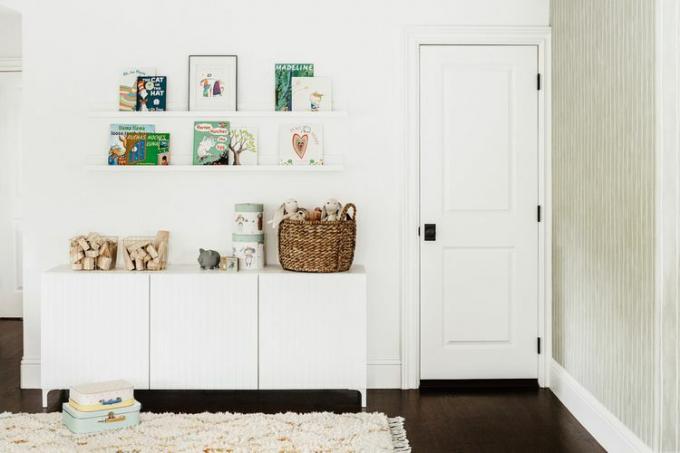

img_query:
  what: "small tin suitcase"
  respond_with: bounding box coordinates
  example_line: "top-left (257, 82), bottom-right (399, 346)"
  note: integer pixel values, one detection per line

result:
top-left (62, 401), bottom-right (141, 434)
top-left (69, 380), bottom-right (134, 412)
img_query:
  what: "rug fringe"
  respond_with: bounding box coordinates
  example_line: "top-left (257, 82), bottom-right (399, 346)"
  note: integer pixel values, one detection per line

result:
top-left (388, 416), bottom-right (411, 452)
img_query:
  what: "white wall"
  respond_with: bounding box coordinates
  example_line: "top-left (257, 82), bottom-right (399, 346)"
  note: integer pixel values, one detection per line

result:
top-left (13, 0), bottom-right (549, 388)
top-left (0, 5), bottom-right (20, 58)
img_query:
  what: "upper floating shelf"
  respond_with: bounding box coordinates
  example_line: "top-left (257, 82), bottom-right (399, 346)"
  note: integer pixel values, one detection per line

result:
top-left (89, 111), bottom-right (348, 119)
top-left (85, 165), bottom-right (344, 173)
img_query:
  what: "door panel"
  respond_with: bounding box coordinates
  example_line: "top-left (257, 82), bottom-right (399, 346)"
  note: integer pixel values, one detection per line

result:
top-left (420, 45), bottom-right (538, 380)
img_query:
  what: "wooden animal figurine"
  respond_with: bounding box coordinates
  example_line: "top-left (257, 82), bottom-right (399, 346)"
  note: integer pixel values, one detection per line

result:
top-left (321, 199), bottom-right (343, 221)
top-left (198, 249), bottom-right (221, 270)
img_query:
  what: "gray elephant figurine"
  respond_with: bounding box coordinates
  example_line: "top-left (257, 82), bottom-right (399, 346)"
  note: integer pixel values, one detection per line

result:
top-left (198, 248), bottom-right (221, 270)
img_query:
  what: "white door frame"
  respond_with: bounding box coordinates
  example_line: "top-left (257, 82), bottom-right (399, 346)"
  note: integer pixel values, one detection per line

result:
top-left (401, 26), bottom-right (552, 389)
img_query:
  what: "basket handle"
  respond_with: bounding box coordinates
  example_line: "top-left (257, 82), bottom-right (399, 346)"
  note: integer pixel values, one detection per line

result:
top-left (341, 203), bottom-right (356, 222)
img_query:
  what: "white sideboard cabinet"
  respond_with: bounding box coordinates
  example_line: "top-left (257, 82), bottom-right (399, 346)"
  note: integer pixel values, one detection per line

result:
top-left (40, 265), bottom-right (366, 407)
top-left (259, 269), bottom-right (367, 405)
top-left (41, 272), bottom-right (150, 399)
top-left (149, 271), bottom-right (259, 390)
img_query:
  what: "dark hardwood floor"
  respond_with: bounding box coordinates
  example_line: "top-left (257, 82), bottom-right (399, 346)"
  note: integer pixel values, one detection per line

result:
top-left (0, 319), bottom-right (604, 452)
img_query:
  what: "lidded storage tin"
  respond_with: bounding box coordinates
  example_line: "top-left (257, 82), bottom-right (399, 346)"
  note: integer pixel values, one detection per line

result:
top-left (232, 232), bottom-right (265, 270)
top-left (234, 203), bottom-right (264, 234)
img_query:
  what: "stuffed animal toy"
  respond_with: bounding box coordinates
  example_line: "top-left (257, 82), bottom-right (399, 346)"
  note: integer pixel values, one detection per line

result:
top-left (306, 208), bottom-right (323, 221)
top-left (289, 210), bottom-right (307, 221)
top-left (321, 199), bottom-right (343, 221)
top-left (269, 199), bottom-right (300, 228)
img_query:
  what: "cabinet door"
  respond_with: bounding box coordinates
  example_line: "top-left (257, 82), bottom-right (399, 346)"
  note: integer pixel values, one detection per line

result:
top-left (259, 272), bottom-right (367, 391)
top-left (41, 272), bottom-right (150, 390)
top-left (150, 273), bottom-right (258, 389)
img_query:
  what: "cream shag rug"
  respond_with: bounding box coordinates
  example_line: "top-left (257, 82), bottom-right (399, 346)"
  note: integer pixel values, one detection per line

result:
top-left (0, 411), bottom-right (410, 452)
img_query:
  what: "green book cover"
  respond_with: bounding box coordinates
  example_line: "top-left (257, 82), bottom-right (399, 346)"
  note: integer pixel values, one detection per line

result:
top-left (275, 63), bottom-right (314, 111)
top-left (126, 133), bottom-right (170, 165)
top-left (145, 133), bottom-right (170, 165)
top-left (193, 121), bottom-right (231, 165)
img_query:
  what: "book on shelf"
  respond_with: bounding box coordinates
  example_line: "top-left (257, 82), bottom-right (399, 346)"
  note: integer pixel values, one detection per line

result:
top-left (279, 123), bottom-right (324, 166)
top-left (136, 76), bottom-right (167, 112)
top-left (193, 121), bottom-right (231, 165)
top-left (108, 124), bottom-right (169, 165)
top-left (119, 68), bottom-right (156, 112)
top-left (291, 77), bottom-right (332, 112)
top-left (275, 64), bottom-right (314, 112)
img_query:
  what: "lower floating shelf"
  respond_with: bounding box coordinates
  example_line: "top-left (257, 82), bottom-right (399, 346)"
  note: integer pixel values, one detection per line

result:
top-left (85, 165), bottom-right (344, 173)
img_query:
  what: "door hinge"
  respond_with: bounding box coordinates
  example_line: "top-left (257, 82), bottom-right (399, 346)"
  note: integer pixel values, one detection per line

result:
top-left (418, 226), bottom-right (421, 236)
top-left (537, 337), bottom-right (541, 354)
top-left (537, 205), bottom-right (542, 222)
top-left (537, 73), bottom-right (541, 91)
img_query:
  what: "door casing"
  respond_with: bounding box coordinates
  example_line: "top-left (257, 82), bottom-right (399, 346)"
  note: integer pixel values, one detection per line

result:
top-left (401, 26), bottom-right (552, 389)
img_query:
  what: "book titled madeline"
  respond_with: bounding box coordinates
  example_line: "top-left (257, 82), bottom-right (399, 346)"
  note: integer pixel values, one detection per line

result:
top-left (275, 64), bottom-right (313, 111)
top-left (136, 76), bottom-right (167, 111)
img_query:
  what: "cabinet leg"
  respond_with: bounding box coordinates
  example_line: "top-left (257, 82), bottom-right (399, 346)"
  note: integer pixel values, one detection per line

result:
top-left (41, 389), bottom-right (49, 408)
top-left (360, 388), bottom-right (367, 407)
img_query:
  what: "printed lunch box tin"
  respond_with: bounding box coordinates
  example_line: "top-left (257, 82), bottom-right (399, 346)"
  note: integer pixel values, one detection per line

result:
top-left (234, 203), bottom-right (264, 234)
top-left (69, 379), bottom-right (134, 412)
top-left (232, 232), bottom-right (265, 270)
top-left (62, 401), bottom-right (141, 434)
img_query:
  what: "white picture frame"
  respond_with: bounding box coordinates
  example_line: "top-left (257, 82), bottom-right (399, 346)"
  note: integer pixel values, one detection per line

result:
top-left (188, 55), bottom-right (237, 111)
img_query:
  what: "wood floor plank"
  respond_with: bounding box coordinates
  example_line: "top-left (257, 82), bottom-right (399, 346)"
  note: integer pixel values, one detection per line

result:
top-left (0, 319), bottom-right (605, 452)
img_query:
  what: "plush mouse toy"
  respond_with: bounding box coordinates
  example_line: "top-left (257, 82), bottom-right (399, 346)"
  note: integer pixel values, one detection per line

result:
top-left (321, 199), bottom-right (343, 221)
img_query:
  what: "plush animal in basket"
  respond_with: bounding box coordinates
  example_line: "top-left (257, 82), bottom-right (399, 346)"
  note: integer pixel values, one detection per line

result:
top-left (269, 199), bottom-right (301, 229)
top-left (321, 199), bottom-right (343, 221)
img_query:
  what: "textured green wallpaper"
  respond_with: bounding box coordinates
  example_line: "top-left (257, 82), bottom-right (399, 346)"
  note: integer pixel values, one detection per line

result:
top-left (551, 0), bottom-right (655, 445)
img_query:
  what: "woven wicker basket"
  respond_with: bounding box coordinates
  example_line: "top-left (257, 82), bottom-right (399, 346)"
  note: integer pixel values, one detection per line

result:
top-left (278, 203), bottom-right (356, 273)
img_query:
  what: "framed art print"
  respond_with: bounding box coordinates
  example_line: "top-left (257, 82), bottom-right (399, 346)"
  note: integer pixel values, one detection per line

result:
top-left (188, 55), bottom-right (237, 111)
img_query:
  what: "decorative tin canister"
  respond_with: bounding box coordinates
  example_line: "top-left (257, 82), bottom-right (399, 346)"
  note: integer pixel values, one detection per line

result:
top-left (62, 401), bottom-right (141, 434)
top-left (232, 232), bottom-right (265, 270)
top-left (234, 203), bottom-right (264, 234)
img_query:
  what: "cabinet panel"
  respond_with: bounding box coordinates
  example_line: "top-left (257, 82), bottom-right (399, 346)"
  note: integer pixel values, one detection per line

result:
top-left (259, 272), bottom-right (366, 393)
top-left (150, 272), bottom-right (258, 389)
top-left (41, 272), bottom-right (150, 390)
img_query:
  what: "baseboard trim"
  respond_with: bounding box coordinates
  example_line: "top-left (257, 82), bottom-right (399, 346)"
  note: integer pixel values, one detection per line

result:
top-left (550, 360), bottom-right (652, 453)
top-left (20, 357), bottom-right (41, 389)
top-left (368, 361), bottom-right (401, 389)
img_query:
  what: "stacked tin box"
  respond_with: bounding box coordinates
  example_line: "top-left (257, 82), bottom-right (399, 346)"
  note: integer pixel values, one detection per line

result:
top-left (62, 380), bottom-right (140, 434)
top-left (233, 203), bottom-right (265, 270)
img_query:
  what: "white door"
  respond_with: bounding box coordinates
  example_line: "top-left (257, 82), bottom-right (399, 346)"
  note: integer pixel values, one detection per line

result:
top-left (420, 45), bottom-right (539, 380)
top-left (0, 71), bottom-right (22, 317)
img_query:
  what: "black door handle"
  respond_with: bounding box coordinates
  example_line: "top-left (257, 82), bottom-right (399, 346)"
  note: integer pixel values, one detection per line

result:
top-left (424, 224), bottom-right (436, 241)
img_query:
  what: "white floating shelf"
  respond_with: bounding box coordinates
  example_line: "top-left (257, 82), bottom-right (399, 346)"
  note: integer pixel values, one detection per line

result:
top-left (85, 165), bottom-right (344, 173)
top-left (89, 110), bottom-right (348, 119)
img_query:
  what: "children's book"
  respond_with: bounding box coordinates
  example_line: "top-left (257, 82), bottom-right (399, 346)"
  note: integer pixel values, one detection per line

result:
top-left (193, 121), bottom-right (231, 165)
top-left (124, 133), bottom-right (171, 165)
top-left (275, 64), bottom-right (314, 111)
top-left (144, 133), bottom-right (171, 165)
top-left (229, 126), bottom-right (258, 165)
top-left (279, 123), bottom-right (323, 166)
top-left (291, 77), bottom-right (332, 112)
top-left (136, 76), bottom-right (167, 111)
top-left (109, 124), bottom-right (155, 165)
top-left (119, 68), bottom-right (156, 111)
